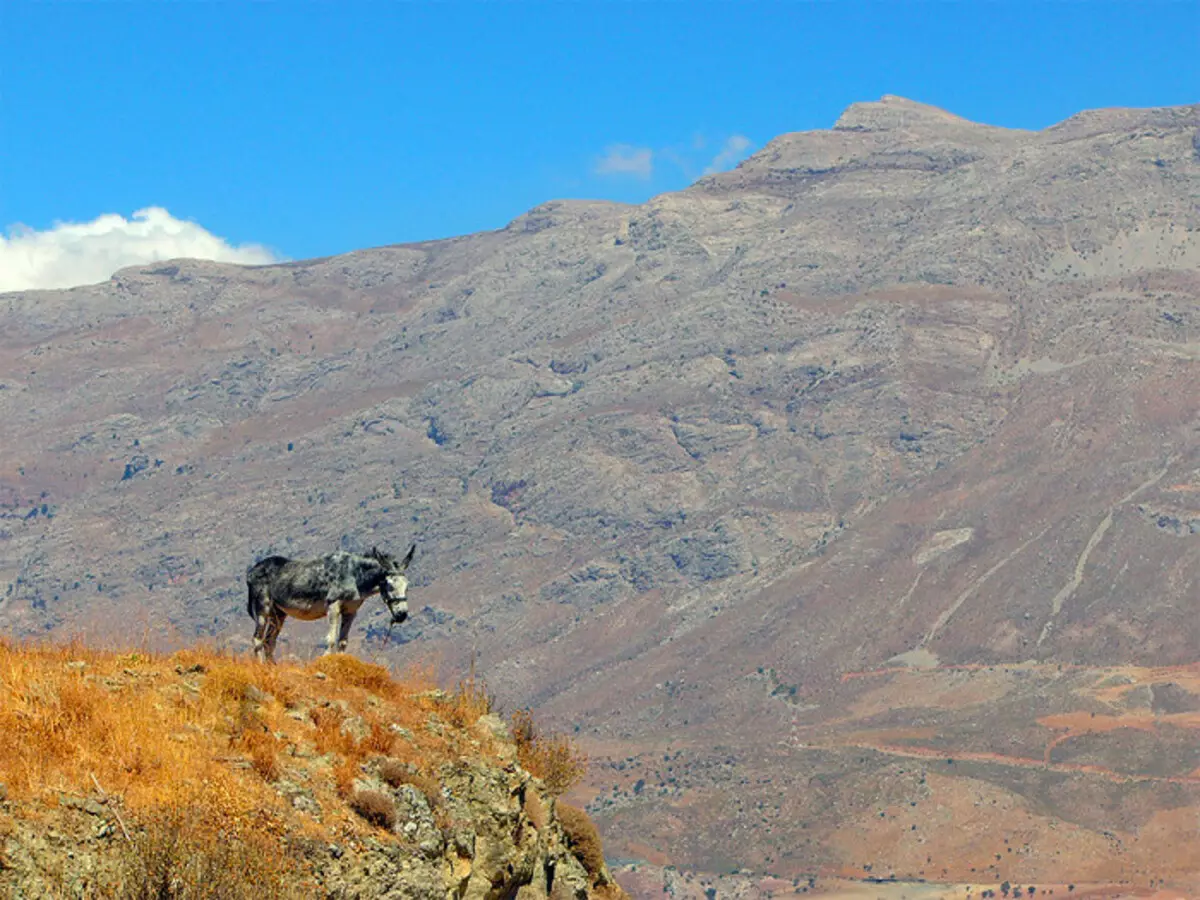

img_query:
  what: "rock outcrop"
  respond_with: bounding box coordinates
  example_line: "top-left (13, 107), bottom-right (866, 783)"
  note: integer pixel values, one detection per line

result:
top-left (0, 643), bottom-right (625, 899)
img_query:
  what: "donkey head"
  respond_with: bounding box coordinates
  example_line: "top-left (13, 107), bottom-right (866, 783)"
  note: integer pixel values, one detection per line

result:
top-left (370, 544), bottom-right (415, 623)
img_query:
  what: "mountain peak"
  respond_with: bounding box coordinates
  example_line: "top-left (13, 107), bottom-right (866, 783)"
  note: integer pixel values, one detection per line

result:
top-left (833, 94), bottom-right (990, 132)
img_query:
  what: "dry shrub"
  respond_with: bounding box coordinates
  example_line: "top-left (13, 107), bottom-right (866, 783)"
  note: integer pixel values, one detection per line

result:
top-left (310, 706), bottom-right (357, 757)
top-left (332, 759), bottom-right (359, 798)
top-left (312, 654), bottom-right (392, 694)
top-left (239, 729), bottom-right (281, 783)
top-left (555, 803), bottom-right (606, 880)
top-left (510, 709), bottom-right (588, 797)
top-left (269, 679), bottom-right (300, 710)
top-left (442, 660), bottom-right (495, 728)
top-left (377, 758), bottom-right (442, 810)
top-left (349, 790), bottom-right (396, 830)
top-left (363, 722), bottom-right (394, 755)
top-left (200, 664), bottom-right (255, 705)
top-left (376, 757), bottom-right (409, 787)
top-left (107, 808), bottom-right (297, 899)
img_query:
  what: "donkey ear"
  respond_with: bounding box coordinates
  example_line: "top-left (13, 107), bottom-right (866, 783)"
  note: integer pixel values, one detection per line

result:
top-left (401, 544), bottom-right (416, 569)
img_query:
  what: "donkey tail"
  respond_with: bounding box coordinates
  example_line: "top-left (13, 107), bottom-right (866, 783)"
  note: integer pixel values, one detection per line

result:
top-left (247, 580), bottom-right (264, 620)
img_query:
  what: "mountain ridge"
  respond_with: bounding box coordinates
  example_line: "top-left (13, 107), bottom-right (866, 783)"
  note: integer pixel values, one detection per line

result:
top-left (2, 97), bottom-right (1198, 888)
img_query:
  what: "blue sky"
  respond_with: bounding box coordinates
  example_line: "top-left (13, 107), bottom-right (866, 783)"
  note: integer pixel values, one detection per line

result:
top-left (2, 1), bottom-right (1197, 272)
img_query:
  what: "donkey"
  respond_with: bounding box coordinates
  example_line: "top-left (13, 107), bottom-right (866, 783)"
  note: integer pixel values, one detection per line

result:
top-left (246, 544), bottom-right (415, 662)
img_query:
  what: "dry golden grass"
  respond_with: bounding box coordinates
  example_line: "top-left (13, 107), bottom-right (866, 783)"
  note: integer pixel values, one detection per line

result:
top-left (104, 806), bottom-right (302, 900)
top-left (443, 659), bottom-right (497, 728)
top-left (311, 654), bottom-right (394, 694)
top-left (363, 721), bottom-right (395, 755)
top-left (332, 758), bottom-right (359, 799)
top-left (0, 639), bottom-right (481, 838)
top-left (238, 728), bottom-right (282, 783)
top-left (0, 638), bottom-right (619, 897)
top-left (510, 708), bottom-right (589, 797)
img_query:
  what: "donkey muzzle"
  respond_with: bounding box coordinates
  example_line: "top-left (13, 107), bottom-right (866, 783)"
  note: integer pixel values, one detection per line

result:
top-left (383, 594), bottom-right (409, 624)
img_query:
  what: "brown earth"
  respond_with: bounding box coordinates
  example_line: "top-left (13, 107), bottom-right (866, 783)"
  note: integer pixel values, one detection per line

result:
top-left (2, 95), bottom-right (1199, 891)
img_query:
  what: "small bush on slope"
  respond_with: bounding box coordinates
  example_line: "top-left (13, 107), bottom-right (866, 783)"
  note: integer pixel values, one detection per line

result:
top-left (377, 758), bottom-right (443, 811)
top-left (557, 802), bottom-right (631, 899)
top-left (349, 790), bottom-right (397, 830)
top-left (510, 707), bottom-right (589, 797)
top-left (556, 802), bottom-right (606, 879)
top-left (106, 808), bottom-right (297, 900)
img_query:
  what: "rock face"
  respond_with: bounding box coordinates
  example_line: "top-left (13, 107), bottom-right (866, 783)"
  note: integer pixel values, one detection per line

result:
top-left (315, 757), bottom-right (605, 899)
top-left (1, 96), bottom-right (1199, 885)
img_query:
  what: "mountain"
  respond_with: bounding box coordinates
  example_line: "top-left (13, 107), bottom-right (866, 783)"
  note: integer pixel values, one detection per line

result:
top-left (2, 95), bottom-right (1198, 891)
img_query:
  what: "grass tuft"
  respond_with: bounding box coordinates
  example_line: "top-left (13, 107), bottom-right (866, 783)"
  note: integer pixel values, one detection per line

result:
top-left (442, 657), bottom-right (496, 728)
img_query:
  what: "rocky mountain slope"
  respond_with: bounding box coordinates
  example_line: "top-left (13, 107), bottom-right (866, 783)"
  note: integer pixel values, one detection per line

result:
top-left (0, 641), bottom-right (624, 899)
top-left (2, 95), bottom-right (1198, 889)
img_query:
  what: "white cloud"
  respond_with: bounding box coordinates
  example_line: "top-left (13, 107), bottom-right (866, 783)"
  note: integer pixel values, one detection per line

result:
top-left (703, 134), bottom-right (753, 175)
top-left (594, 144), bottom-right (654, 180)
top-left (0, 207), bottom-right (280, 293)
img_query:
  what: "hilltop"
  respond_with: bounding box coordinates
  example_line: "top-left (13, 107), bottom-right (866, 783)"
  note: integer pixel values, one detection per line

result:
top-left (1, 95), bottom-right (1198, 886)
top-left (0, 640), bottom-right (625, 898)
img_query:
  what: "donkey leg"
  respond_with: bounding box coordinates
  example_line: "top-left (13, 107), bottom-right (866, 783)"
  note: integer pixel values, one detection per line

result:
top-left (324, 601), bottom-right (343, 655)
top-left (335, 610), bottom-right (357, 654)
top-left (262, 610), bottom-right (286, 664)
top-left (251, 587), bottom-right (271, 662)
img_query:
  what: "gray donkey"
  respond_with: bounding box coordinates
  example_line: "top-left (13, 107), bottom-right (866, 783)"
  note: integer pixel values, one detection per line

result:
top-left (246, 545), bottom-right (415, 662)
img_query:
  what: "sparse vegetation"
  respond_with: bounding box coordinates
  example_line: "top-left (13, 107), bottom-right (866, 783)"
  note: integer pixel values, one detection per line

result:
top-left (349, 789), bottom-right (397, 830)
top-left (510, 708), bottom-right (588, 797)
top-left (0, 640), bottom-right (468, 846)
top-left (106, 808), bottom-right (297, 900)
top-left (0, 638), bottom-right (617, 897)
top-left (444, 657), bottom-right (497, 727)
top-left (557, 801), bottom-right (606, 877)
top-left (377, 758), bottom-right (443, 811)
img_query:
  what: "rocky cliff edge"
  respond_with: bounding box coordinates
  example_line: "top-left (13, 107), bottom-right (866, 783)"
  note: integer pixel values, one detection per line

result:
top-left (0, 640), bottom-right (627, 899)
